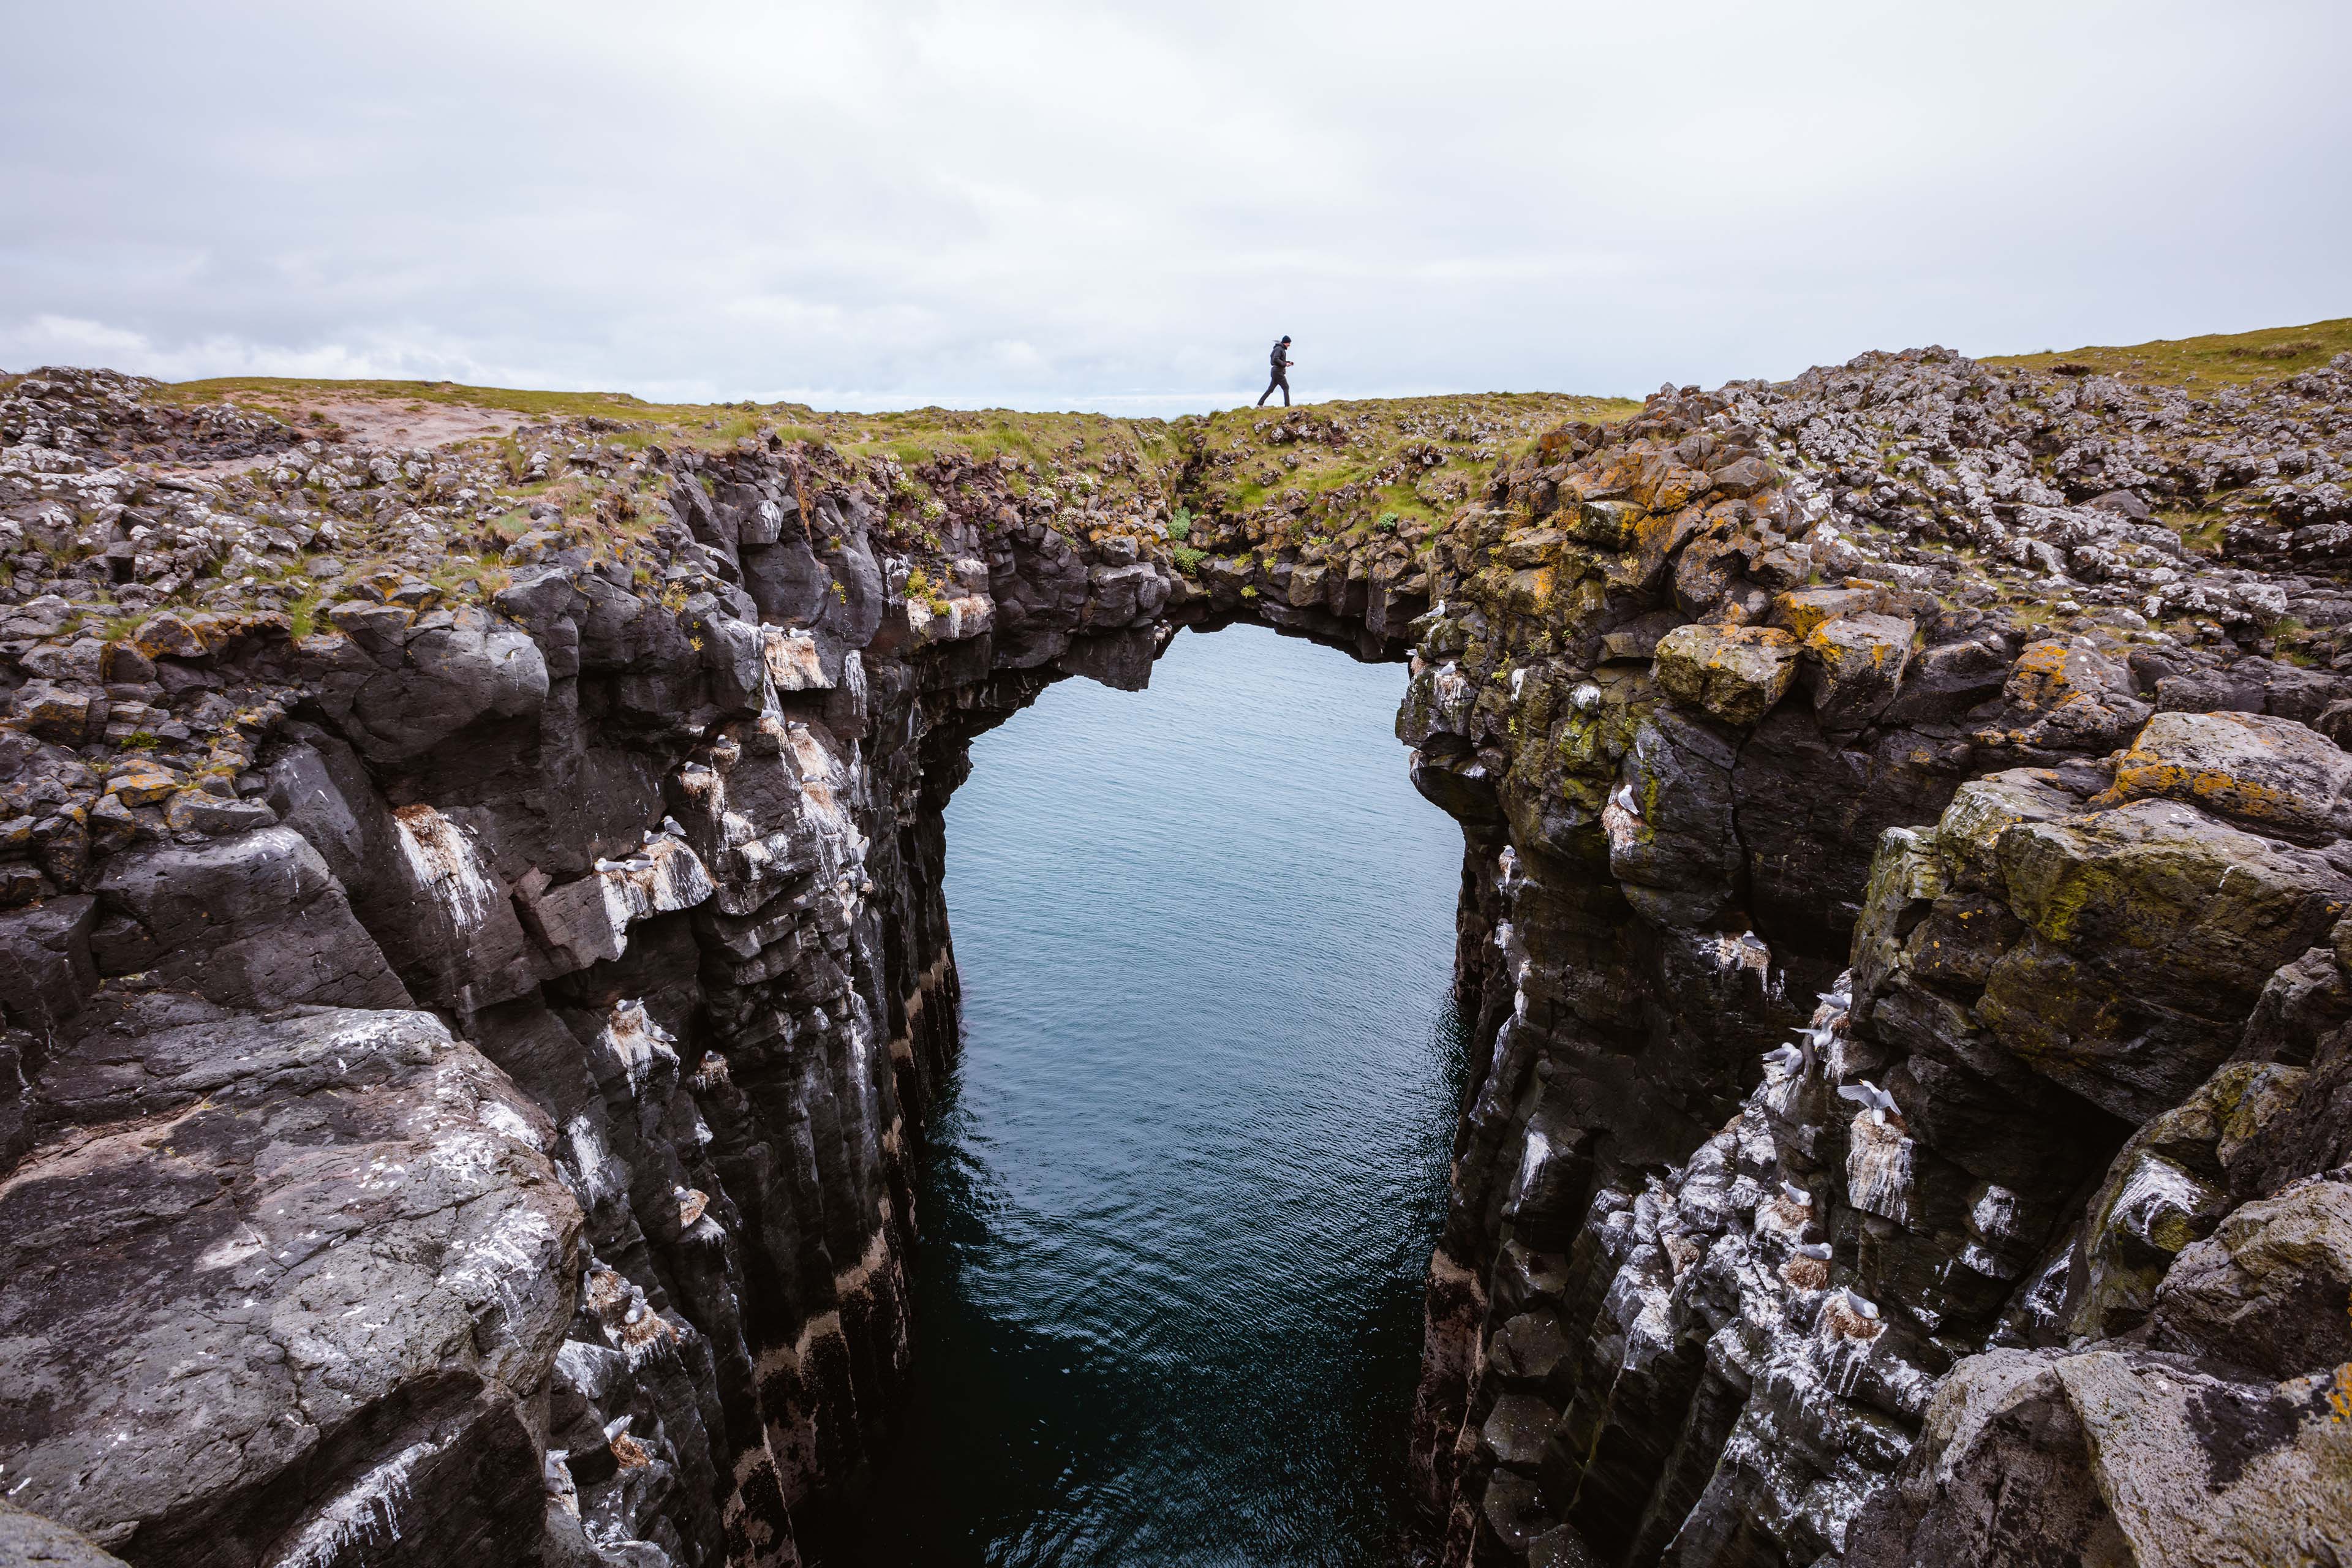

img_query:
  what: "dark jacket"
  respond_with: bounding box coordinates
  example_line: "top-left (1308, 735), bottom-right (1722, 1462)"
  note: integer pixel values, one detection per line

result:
top-left (1269, 341), bottom-right (1289, 373)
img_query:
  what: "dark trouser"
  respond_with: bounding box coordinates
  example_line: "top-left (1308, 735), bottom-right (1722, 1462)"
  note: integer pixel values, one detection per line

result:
top-left (1257, 371), bottom-right (1289, 407)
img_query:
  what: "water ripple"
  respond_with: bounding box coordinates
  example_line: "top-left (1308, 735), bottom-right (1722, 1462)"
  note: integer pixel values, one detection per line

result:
top-left (852, 624), bottom-right (1465, 1567)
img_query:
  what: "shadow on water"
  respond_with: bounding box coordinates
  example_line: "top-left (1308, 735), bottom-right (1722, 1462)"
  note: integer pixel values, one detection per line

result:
top-left (851, 624), bottom-right (1469, 1567)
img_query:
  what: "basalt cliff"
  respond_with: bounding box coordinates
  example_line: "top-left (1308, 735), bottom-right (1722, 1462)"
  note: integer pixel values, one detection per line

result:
top-left (1, 327), bottom-right (2349, 1567)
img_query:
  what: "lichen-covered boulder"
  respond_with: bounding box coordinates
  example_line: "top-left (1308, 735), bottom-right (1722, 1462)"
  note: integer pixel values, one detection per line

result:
top-left (2044, 1348), bottom-right (2351, 1568)
top-left (1608, 712), bottom-right (1743, 927)
top-left (1771, 584), bottom-right (1887, 638)
top-left (2065, 1062), bottom-right (2304, 1340)
top-left (2150, 1176), bottom-right (2352, 1379)
top-left (1984, 638), bottom-right (2153, 754)
top-left (1804, 612), bottom-right (1915, 731)
top-left (1977, 797), bottom-right (2352, 1120)
top-left (2103, 708), bottom-right (2352, 846)
top-left (1844, 1349), bottom-right (2133, 1568)
top-left (1650, 622), bottom-right (1799, 726)
top-left (1849, 1344), bottom-right (2352, 1568)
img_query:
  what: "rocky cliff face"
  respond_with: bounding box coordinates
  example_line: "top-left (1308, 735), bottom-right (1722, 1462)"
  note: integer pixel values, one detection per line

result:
top-left (4, 344), bottom-right (2350, 1567)
top-left (0, 375), bottom-right (1200, 1567)
top-left (1384, 349), bottom-right (2352, 1567)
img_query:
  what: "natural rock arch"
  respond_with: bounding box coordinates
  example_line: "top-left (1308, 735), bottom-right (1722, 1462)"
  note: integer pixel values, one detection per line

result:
top-left (5, 351), bottom-right (2351, 1566)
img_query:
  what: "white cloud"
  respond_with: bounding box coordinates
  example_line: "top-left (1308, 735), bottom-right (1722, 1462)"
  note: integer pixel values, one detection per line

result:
top-left (2, 0), bottom-right (2345, 416)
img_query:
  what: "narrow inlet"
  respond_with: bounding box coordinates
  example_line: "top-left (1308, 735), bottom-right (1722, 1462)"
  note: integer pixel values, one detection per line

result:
top-left (857, 622), bottom-right (1469, 1566)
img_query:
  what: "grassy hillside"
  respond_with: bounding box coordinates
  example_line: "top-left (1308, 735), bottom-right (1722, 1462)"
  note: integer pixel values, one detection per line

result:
top-left (162, 375), bottom-right (681, 421)
top-left (1985, 317), bottom-right (2351, 393)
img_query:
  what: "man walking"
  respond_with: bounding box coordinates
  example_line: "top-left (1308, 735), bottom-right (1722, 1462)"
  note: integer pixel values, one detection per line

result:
top-left (1257, 335), bottom-right (1294, 407)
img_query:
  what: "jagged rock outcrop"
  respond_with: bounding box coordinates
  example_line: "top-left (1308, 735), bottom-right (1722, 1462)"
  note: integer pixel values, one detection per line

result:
top-left (0, 377), bottom-right (1200, 1566)
top-left (1385, 349), bottom-right (2352, 1566)
top-left (4, 341), bottom-right (2350, 1566)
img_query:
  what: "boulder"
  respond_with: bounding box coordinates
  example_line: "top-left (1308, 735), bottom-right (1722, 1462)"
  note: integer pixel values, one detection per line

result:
top-left (0, 1501), bottom-right (129, 1566)
top-left (1845, 1349), bottom-right (2131, 1568)
top-left (104, 761), bottom-right (176, 808)
top-left (1849, 1342), bottom-right (2352, 1568)
top-left (0, 993), bottom-right (581, 1564)
top-left (521, 833), bottom-right (717, 972)
top-left (0, 894), bottom-right (96, 1035)
top-left (1610, 712), bottom-right (1744, 928)
top-left (1770, 585), bottom-right (1885, 638)
top-left (93, 828), bottom-right (411, 1011)
top-left (309, 605), bottom-right (549, 763)
top-left (10, 683), bottom-right (99, 746)
top-left (1805, 612), bottom-right (1915, 731)
top-left (2102, 709), bottom-right (2352, 846)
top-left (1651, 623), bottom-right (1800, 726)
top-left (1990, 639), bottom-right (2153, 755)
top-left (161, 788), bottom-right (277, 836)
top-left (2050, 1349), bottom-right (2351, 1567)
top-left (2064, 1062), bottom-right (2299, 1341)
top-left (1569, 499), bottom-right (1642, 549)
top-left (1481, 1393), bottom-right (1560, 1474)
top-left (2150, 1177), bottom-right (2352, 1379)
top-left (1977, 798), bottom-right (2352, 1120)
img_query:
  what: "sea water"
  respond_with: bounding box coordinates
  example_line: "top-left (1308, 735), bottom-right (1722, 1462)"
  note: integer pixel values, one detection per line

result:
top-left (857, 621), bottom-right (1467, 1566)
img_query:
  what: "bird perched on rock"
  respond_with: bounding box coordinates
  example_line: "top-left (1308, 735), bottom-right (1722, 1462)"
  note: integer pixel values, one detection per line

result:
top-left (1838, 1079), bottom-right (1899, 1121)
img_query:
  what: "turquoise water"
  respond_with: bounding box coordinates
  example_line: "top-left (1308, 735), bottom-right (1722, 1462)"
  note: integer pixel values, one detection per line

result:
top-left (856, 622), bottom-right (1469, 1566)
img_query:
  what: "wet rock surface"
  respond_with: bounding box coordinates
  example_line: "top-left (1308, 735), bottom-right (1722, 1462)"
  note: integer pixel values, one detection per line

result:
top-left (4, 340), bottom-right (2350, 1564)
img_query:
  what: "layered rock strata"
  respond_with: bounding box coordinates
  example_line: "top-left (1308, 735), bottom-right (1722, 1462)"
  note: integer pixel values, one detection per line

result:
top-left (1387, 351), bottom-right (2352, 1566)
top-left (5, 344), bottom-right (2352, 1567)
top-left (0, 385), bottom-right (1203, 1566)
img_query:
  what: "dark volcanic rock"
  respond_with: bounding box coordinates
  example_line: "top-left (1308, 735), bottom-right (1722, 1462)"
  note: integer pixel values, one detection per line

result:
top-left (1385, 350), bottom-right (2352, 1566)
top-left (0, 993), bottom-right (580, 1566)
top-left (5, 345), bottom-right (2350, 1566)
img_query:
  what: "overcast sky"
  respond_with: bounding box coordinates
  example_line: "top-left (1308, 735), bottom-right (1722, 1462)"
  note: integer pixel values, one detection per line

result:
top-left (3, 1), bottom-right (2345, 415)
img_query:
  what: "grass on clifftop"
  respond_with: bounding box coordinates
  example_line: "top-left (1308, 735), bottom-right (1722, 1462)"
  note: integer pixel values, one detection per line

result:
top-left (1177, 391), bottom-right (1639, 531)
top-left (1985, 317), bottom-right (2352, 393)
top-left (162, 376), bottom-right (704, 421)
top-left (162, 377), bottom-right (1184, 467)
top-left (146, 380), bottom-right (1626, 532)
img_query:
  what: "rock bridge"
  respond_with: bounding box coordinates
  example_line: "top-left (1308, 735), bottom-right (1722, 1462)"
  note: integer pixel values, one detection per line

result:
top-left (4, 350), bottom-right (2351, 1566)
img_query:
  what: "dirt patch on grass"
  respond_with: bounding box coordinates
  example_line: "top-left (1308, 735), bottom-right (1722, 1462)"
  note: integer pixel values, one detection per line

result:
top-left (151, 390), bottom-right (526, 476)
